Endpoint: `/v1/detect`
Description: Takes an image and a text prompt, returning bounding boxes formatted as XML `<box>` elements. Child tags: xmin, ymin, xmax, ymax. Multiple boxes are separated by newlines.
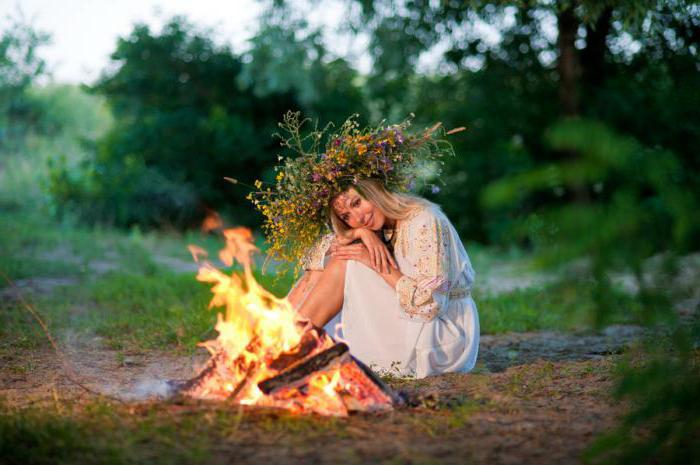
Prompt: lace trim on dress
<box><xmin>300</xmin><ymin>233</ymin><xmax>335</xmax><ymax>271</ymax></box>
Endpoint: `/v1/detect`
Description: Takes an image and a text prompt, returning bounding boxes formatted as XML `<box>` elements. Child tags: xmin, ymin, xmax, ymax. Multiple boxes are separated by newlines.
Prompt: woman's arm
<box><xmin>336</xmin><ymin>227</ymin><xmax>397</xmax><ymax>273</ymax></box>
<box><xmin>330</xmin><ymin>243</ymin><xmax>404</xmax><ymax>287</ymax></box>
<box><xmin>393</xmin><ymin>210</ymin><xmax>451</xmax><ymax>322</ymax></box>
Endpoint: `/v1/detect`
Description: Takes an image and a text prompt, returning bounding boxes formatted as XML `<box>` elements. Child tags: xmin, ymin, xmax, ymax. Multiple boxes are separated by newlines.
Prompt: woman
<box><xmin>251</xmin><ymin>112</ymin><xmax>478</xmax><ymax>378</ymax></box>
<box><xmin>286</xmin><ymin>178</ymin><xmax>479</xmax><ymax>378</ymax></box>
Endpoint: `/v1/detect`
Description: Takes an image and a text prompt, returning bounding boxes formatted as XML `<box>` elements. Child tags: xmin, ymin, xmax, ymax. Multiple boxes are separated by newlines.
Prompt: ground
<box><xmin>1</xmin><ymin>332</ymin><xmax>626</xmax><ymax>465</ymax></box>
<box><xmin>1</xmin><ymin>282</ymin><xmax>642</xmax><ymax>465</ymax></box>
<box><xmin>2</xmin><ymin>212</ymin><xmax>696</xmax><ymax>465</ymax></box>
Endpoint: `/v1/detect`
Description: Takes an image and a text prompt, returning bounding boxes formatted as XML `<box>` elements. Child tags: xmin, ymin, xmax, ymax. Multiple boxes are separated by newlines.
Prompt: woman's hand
<box><xmin>332</xmin><ymin>230</ymin><xmax>397</xmax><ymax>274</ymax></box>
<box><xmin>331</xmin><ymin>243</ymin><xmax>376</xmax><ymax>272</ymax></box>
<box><xmin>355</xmin><ymin>228</ymin><xmax>398</xmax><ymax>274</ymax></box>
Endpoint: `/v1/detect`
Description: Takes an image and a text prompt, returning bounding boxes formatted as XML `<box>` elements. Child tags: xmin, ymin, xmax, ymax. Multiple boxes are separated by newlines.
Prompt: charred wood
<box><xmin>258</xmin><ymin>343</ymin><xmax>349</xmax><ymax>394</ymax></box>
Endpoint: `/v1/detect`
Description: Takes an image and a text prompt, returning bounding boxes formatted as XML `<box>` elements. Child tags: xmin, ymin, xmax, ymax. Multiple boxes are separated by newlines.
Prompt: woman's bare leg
<box><xmin>295</xmin><ymin>257</ymin><xmax>347</xmax><ymax>328</ymax></box>
<box><xmin>287</xmin><ymin>270</ymin><xmax>322</xmax><ymax>310</ymax></box>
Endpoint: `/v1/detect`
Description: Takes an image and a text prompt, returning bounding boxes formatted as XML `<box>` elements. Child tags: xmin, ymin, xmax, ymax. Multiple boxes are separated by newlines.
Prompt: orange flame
<box><xmin>185</xmin><ymin>213</ymin><xmax>395</xmax><ymax>416</ymax></box>
<box><xmin>201</xmin><ymin>209</ymin><xmax>223</xmax><ymax>233</ymax></box>
<box><xmin>186</xmin><ymin>226</ymin><xmax>348</xmax><ymax>413</ymax></box>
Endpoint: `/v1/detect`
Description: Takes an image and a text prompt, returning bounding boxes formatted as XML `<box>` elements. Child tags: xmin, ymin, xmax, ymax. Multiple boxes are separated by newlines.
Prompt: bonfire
<box><xmin>168</xmin><ymin>225</ymin><xmax>401</xmax><ymax>416</ymax></box>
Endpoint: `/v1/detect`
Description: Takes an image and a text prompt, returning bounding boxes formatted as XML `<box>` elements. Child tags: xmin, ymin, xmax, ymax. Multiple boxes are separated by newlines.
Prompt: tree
<box><xmin>50</xmin><ymin>17</ymin><xmax>298</xmax><ymax>228</ymax></box>
<box><xmin>50</xmin><ymin>13</ymin><xmax>369</xmax><ymax>229</ymax></box>
<box><xmin>0</xmin><ymin>9</ymin><xmax>50</xmax><ymax>147</ymax></box>
<box><xmin>241</xmin><ymin>3</ymin><xmax>368</xmax><ymax>125</ymax></box>
<box><xmin>340</xmin><ymin>0</ymin><xmax>699</xmax><ymax>242</ymax></box>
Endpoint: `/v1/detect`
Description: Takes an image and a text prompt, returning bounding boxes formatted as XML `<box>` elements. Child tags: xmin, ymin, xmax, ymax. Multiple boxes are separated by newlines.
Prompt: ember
<box><xmin>170</xmin><ymin>226</ymin><xmax>400</xmax><ymax>416</ymax></box>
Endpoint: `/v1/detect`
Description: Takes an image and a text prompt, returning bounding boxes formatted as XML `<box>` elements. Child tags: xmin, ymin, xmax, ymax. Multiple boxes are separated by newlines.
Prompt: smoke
<box><xmin>129</xmin><ymin>378</ymin><xmax>177</xmax><ymax>400</ymax></box>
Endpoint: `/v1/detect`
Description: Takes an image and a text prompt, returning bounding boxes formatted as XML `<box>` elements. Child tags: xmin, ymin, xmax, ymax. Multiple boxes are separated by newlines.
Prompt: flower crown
<box><xmin>247</xmin><ymin>111</ymin><xmax>459</xmax><ymax>275</ymax></box>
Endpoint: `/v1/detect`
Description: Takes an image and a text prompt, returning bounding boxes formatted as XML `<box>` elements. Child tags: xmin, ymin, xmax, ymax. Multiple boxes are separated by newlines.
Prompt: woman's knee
<box><xmin>325</xmin><ymin>256</ymin><xmax>348</xmax><ymax>275</ymax></box>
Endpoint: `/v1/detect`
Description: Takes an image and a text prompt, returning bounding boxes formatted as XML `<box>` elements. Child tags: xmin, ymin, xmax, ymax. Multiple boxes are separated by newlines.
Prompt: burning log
<box><xmin>167</xmin><ymin>351</ymin><xmax>227</xmax><ymax>395</ymax></box>
<box><xmin>267</xmin><ymin>327</ymin><xmax>326</xmax><ymax>372</ymax></box>
<box><xmin>348</xmin><ymin>356</ymin><xmax>405</xmax><ymax>407</ymax></box>
<box><xmin>258</xmin><ymin>343</ymin><xmax>403</xmax><ymax>413</ymax></box>
<box><xmin>172</xmin><ymin>224</ymin><xmax>401</xmax><ymax>415</ymax></box>
<box><xmin>258</xmin><ymin>343</ymin><xmax>350</xmax><ymax>395</ymax></box>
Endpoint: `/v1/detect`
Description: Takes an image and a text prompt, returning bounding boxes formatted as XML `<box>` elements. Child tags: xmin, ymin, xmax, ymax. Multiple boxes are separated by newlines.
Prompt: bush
<box><xmin>48</xmin><ymin>154</ymin><xmax>201</xmax><ymax>229</ymax></box>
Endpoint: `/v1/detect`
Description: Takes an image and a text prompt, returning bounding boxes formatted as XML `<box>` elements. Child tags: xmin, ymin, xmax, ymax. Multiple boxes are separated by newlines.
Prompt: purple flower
<box><xmin>431</xmin><ymin>185</ymin><xmax>441</xmax><ymax>194</ymax></box>
<box><xmin>407</xmin><ymin>179</ymin><xmax>416</xmax><ymax>190</ymax></box>
<box><xmin>312</xmin><ymin>173</ymin><xmax>322</xmax><ymax>182</ymax></box>
<box><xmin>334</xmin><ymin>139</ymin><xmax>341</xmax><ymax>146</ymax></box>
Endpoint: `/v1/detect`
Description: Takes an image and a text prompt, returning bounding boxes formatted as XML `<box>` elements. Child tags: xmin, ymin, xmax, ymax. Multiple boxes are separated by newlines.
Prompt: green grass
<box><xmin>476</xmin><ymin>280</ymin><xmax>639</xmax><ymax>334</ymax></box>
<box><xmin>0</xmin><ymin>121</ymin><xmax>631</xmax><ymax>351</ymax></box>
<box><xmin>0</xmin><ymin>400</ymin><xmax>210</xmax><ymax>465</ymax></box>
<box><xmin>1</xmin><ymin>206</ymin><xmax>637</xmax><ymax>353</ymax></box>
<box><xmin>0</xmin><ymin>394</ymin><xmax>488</xmax><ymax>465</ymax></box>
<box><xmin>0</xmin><ymin>208</ymin><xmax>299</xmax><ymax>351</ymax></box>
<box><xmin>0</xmin><ymin>210</ymin><xmax>159</xmax><ymax>281</ymax></box>
<box><xmin>1</xmin><ymin>263</ymin><xmax>296</xmax><ymax>353</ymax></box>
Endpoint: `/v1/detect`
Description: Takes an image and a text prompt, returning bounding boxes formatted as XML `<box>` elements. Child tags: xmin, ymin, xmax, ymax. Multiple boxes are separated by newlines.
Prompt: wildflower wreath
<box><xmin>247</xmin><ymin>111</ymin><xmax>461</xmax><ymax>275</ymax></box>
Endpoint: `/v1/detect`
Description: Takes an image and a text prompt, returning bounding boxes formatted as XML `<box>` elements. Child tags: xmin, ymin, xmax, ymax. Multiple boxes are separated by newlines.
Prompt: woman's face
<box><xmin>331</xmin><ymin>187</ymin><xmax>386</xmax><ymax>231</ymax></box>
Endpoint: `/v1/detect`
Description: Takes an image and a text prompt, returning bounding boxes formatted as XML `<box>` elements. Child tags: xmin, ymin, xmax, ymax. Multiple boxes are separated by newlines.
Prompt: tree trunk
<box><xmin>556</xmin><ymin>2</ymin><xmax>590</xmax><ymax>201</ymax></box>
<box><xmin>557</xmin><ymin>4</ymin><xmax>580</xmax><ymax>116</ymax></box>
<box><xmin>580</xmin><ymin>7</ymin><xmax>613</xmax><ymax>88</ymax></box>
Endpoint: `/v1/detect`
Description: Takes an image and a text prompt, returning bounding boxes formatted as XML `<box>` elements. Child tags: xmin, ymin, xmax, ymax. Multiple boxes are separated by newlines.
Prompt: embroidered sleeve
<box><xmin>300</xmin><ymin>233</ymin><xmax>335</xmax><ymax>271</ymax></box>
<box><xmin>395</xmin><ymin>211</ymin><xmax>450</xmax><ymax>322</ymax></box>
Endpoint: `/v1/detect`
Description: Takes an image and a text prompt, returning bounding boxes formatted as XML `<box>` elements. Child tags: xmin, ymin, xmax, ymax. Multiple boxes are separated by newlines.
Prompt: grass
<box><xmin>0</xmin><ymin>122</ymin><xmax>633</xmax><ymax>352</ymax></box>
<box><xmin>0</xmin><ymin>397</ymin><xmax>482</xmax><ymax>465</ymax></box>
<box><xmin>0</xmin><ymin>399</ymin><xmax>210</xmax><ymax>465</ymax></box>
<box><xmin>475</xmin><ymin>279</ymin><xmax>639</xmax><ymax>334</ymax></box>
<box><xmin>0</xmin><ymin>205</ymin><xmax>636</xmax><ymax>352</ymax></box>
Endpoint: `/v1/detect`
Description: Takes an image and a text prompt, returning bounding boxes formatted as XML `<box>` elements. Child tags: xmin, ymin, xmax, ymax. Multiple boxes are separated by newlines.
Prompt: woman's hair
<box><xmin>327</xmin><ymin>178</ymin><xmax>429</xmax><ymax>235</ymax></box>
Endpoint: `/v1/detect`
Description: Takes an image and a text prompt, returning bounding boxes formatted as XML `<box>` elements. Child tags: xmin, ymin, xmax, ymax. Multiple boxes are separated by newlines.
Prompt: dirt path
<box><xmin>0</xmin><ymin>251</ymin><xmax>648</xmax><ymax>464</ymax></box>
<box><xmin>0</xmin><ymin>335</ymin><xmax>621</xmax><ymax>465</ymax></box>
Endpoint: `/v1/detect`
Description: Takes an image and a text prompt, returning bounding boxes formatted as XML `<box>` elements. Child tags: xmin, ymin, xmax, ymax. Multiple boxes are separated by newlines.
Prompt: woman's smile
<box><xmin>332</xmin><ymin>187</ymin><xmax>387</xmax><ymax>231</ymax></box>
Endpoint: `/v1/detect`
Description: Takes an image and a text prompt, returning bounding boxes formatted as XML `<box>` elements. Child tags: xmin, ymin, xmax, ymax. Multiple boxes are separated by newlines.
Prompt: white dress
<box><xmin>298</xmin><ymin>202</ymin><xmax>479</xmax><ymax>378</ymax></box>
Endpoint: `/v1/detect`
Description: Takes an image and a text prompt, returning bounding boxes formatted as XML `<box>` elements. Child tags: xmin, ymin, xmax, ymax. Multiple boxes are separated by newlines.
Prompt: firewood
<box><xmin>258</xmin><ymin>343</ymin><xmax>349</xmax><ymax>394</ymax></box>
<box><xmin>268</xmin><ymin>328</ymin><xmax>324</xmax><ymax>371</ymax></box>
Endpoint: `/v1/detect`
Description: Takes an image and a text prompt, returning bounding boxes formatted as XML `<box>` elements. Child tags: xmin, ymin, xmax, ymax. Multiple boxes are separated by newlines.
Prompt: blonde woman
<box><xmin>252</xmin><ymin>113</ymin><xmax>479</xmax><ymax>378</ymax></box>
<box><xmin>287</xmin><ymin>178</ymin><xmax>479</xmax><ymax>378</ymax></box>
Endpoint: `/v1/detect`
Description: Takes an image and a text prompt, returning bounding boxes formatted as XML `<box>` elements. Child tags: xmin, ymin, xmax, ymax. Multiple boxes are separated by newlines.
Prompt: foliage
<box><xmin>240</xmin><ymin>7</ymin><xmax>367</xmax><ymax>124</ymax></box>
<box><xmin>343</xmin><ymin>0</ymin><xmax>700</xmax><ymax>243</ymax></box>
<box><xmin>47</xmin><ymin>14</ymin><xmax>370</xmax><ymax>230</ymax></box>
<box><xmin>0</xmin><ymin>80</ymin><xmax>111</xmax><ymax>210</ymax></box>
<box><xmin>585</xmin><ymin>328</ymin><xmax>700</xmax><ymax>465</ymax></box>
<box><xmin>0</xmin><ymin>10</ymin><xmax>50</xmax><ymax>147</ymax></box>
<box><xmin>45</xmin><ymin>17</ymin><xmax>289</xmax><ymax>228</ymax></box>
<box><xmin>483</xmin><ymin>118</ymin><xmax>700</xmax><ymax>464</ymax></box>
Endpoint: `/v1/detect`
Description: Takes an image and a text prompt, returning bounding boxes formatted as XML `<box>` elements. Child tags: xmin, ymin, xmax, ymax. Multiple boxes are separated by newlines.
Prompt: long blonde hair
<box><xmin>327</xmin><ymin>178</ymin><xmax>429</xmax><ymax>235</ymax></box>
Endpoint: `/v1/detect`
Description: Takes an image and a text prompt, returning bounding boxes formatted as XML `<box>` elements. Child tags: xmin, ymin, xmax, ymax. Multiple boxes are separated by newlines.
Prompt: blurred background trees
<box><xmin>0</xmin><ymin>9</ymin><xmax>49</xmax><ymax>148</ymax></box>
<box><xmin>46</xmin><ymin>10</ymin><xmax>368</xmax><ymax>228</ymax></box>
<box><xmin>1</xmin><ymin>0</ymin><xmax>699</xmax><ymax>462</ymax></box>
<box><xmin>351</xmin><ymin>0</ymin><xmax>700</xmax><ymax>243</ymax></box>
